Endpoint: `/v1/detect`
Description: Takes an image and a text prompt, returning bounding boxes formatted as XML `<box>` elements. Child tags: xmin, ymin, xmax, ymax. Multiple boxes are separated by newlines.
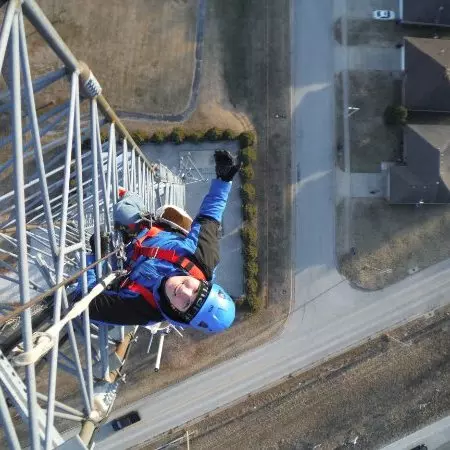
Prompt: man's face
<box><xmin>164</xmin><ymin>275</ymin><xmax>201</xmax><ymax>312</ymax></box>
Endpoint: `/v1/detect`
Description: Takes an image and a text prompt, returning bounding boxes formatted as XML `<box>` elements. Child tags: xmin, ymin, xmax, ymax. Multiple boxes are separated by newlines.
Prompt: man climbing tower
<box><xmin>83</xmin><ymin>150</ymin><xmax>241</xmax><ymax>334</ymax></box>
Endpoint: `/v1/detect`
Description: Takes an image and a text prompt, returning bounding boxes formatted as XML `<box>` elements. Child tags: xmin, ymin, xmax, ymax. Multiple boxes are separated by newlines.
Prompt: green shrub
<box><xmin>243</xmin><ymin>204</ymin><xmax>257</xmax><ymax>222</ymax></box>
<box><xmin>186</xmin><ymin>130</ymin><xmax>205</xmax><ymax>143</ymax></box>
<box><xmin>240</xmin><ymin>165</ymin><xmax>254</xmax><ymax>182</ymax></box>
<box><xmin>170</xmin><ymin>127</ymin><xmax>186</xmax><ymax>144</ymax></box>
<box><xmin>222</xmin><ymin>129</ymin><xmax>236</xmax><ymax>140</ymax></box>
<box><xmin>243</xmin><ymin>243</ymin><xmax>258</xmax><ymax>260</ymax></box>
<box><xmin>150</xmin><ymin>130</ymin><xmax>168</xmax><ymax>144</ymax></box>
<box><xmin>130</xmin><ymin>130</ymin><xmax>147</xmax><ymax>144</ymax></box>
<box><xmin>240</xmin><ymin>147</ymin><xmax>257</xmax><ymax>165</ymax></box>
<box><xmin>241</xmin><ymin>225</ymin><xmax>257</xmax><ymax>245</ymax></box>
<box><xmin>384</xmin><ymin>105</ymin><xmax>408</xmax><ymax>126</ymax></box>
<box><xmin>238</xmin><ymin>131</ymin><xmax>256</xmax><ymax>148</ymax></box>
<box><xmin>241</xmin><ymin>183</ymin><xmax>256</xmax><ymax>203</ymax></box>
<box><xmin>205</xmin><ymin>127</ymin><xmax>223</xmax><ymax>141</ymax></box>
<box><xmin>248</xmin><ymin>294</ymin><xmax>263</xmax><ymax>312</ymax></box>
<box><xmin>245</xmin><ymin>278</ymin><xmax>258</xmax><ymax>296</ymax></box>
<box><xmin>245</xmin><ymin>260</ymin><xmax>259</xmax><ymax>279</ymax></box>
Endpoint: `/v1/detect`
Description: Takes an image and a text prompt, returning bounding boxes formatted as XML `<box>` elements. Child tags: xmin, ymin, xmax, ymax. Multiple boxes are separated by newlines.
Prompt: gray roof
<box><xmin>404</xmin><ymin>37</ymin><xmax>450</xmax><ymax>112</ymax></box>
<box><xmin>402</xmin><ymin>0</ymin><xmax>450</xmax><ymax>26</ymax></box>
<box><xmin>388</xmin><ymin>123</ymin><xmax>450</xmax><ymax>204</ymax></box>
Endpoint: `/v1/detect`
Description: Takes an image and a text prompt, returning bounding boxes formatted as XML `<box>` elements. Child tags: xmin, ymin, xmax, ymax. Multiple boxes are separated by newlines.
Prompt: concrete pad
<box><xmin>336</xmin><ymin>168</ymin><xmax>386</xmax><ymax>199</ymax></box>
<box><xmin>350</xmin><ymin>172</ymin><xmax>386</xmax><ymax>197</ymax></box>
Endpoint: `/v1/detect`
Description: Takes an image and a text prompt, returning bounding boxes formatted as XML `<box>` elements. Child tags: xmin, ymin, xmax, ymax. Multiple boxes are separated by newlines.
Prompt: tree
<box><xmin>238</xmin><ymin>131</ymin><xmax>256</xmax><ymax>148</ymax></box>
<box><xmin>222</xmin><ymin>129</ymin><xmax>236</xmax><ymax>140</ymax></box>
<box><xmin>241</xmin><ymin>183</ymin><xmax>256</xmax><ymax>203</ymax></box>
<box><xmin>240</xmin><ymin>147</ymin><xmax>257</xmax><ymax>164</ymax></box>
<box><xmin>186</xmin><ymin>130</ymin><xmax>205</xmax><ymax>143</ymax></box>
<box><xmin>205</xmin><ymin>127</ymin><xmax>223</xmax><ymax>141</ymax></box>
<box><xmin>241</xmin><ymin>225</ymin><xmax>257</xmax><ymax>246</ymax></box>
<box><xmin>131</xmin><ymin>130</ymin><xmax>147</xmax><ymax>144</ymax></box>
<box><xmin>384</xmin><ymin>105</ymin><xmax>408</xmax><ymax>126</ymax></box>
<box><xmin>243</xmin><ymin>204</ymin><xmax>257</xmax><ymax>222</ymax></box>
<box><xmin>170</xmin><ymin>127</ymin><xmax>186</xmax><ymax>144</ymax></box>
<box><xmin>151</xmin><ymin>130</ymin><xmax>168</xmax><ymax>144</ymax></box>
<box><xmin>240</xmin><ymin>165</ymin><xmax>254</xmax><ymax>182</ymax></box>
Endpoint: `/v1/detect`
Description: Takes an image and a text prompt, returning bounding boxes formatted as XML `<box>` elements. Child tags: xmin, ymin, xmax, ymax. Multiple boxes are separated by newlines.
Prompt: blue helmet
<box><xmin>186</xmin><ymin>283</ymin><xmax>235</xmax><ymax>333</ymax></box>
<box><xmin>113</xmin><ymin>192</ymin><xmax>148</xmax><ymax>227</ymax></box>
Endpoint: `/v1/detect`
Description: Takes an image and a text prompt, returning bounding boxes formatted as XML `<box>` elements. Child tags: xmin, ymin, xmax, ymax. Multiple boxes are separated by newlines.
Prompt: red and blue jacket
<box><xmin>82</xmin><ymin>179</ymin><xmax>232</xmax><ymax>326</ymax></box>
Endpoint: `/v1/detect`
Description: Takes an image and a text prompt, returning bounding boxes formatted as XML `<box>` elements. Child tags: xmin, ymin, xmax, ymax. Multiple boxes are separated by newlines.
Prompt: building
<box><xmin>401</xmin><ymin>0</ymin><xmax>450</xmax><ymax>27</ymax></box>
<box><xmin>388</xmin><ymin>122</ymin><xmax>450</xmax><ymax>204</ymax></box>
<box><xmin>403</xmin><ymin>37</ymin><xmax>450</xmax><ymax>112</ymax></box>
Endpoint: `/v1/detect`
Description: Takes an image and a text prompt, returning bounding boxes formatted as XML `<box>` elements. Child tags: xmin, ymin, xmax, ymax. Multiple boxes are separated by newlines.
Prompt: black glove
<box><xmin>214</xmin><ymin>149</ymin><xmax>241</xmax><ymax>182</ymax></box>
<box><xmin>89</xmin><ymin>233</ymin><xmax>110</xmax><ymax>257</ymax></box>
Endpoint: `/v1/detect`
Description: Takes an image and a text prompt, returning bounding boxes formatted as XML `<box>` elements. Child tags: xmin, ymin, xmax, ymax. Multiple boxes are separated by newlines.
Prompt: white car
<box><xmin>373</xmin><ymin>10</ymin><xmax>395</xmax><ymax>20</ymax></box>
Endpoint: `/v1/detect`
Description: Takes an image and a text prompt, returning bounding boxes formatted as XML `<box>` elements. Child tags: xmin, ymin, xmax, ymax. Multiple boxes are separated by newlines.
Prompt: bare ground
<box><xmin>338</xmin><ymin>199</ymin><xmax>450</xmax><ymax>290</ymax></box>
<box><xmin>145</xmin><ymin>304</ymin><xmax>450</xmax><ymax>450</ymax></box>
<box><xmin>25</xmin><ymin>0</ymin><xmax>198</xmax><ymax>114</ymax></box>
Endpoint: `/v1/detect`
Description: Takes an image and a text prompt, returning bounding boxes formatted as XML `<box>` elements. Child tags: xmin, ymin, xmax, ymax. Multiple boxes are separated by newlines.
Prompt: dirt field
<box><xmin>28</xmin><ymin>0</ymin><xmax>197</xmax><ymax>114</ymax></box>
<box><xmin>146</xmin><ymin>304</ymin><xmax>450</xmax><ymax>450</ymax></box>
<box><xmin>338</xmin><ymin>199</ymin><xmax>450</xmax><ymax>290</ymax></box>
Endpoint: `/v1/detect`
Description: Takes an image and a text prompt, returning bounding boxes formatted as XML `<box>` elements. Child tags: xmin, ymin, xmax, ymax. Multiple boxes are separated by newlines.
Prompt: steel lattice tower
<box><xmin>0</xmin><ymin>1</ymin><xmax>186</xmax><ymax>448</ymax></box>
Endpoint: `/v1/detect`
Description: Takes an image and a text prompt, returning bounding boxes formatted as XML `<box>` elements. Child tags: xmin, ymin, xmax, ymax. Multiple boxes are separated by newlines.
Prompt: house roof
<box><xmin>388</xmin><ymin>165</ymin><xmax>439</xmax><ymax>204</ymax></box>
<box><xmin>402</xmin><ymin>0</ymin><xmax>450</xmax><ymax>26</ymax></box>
<box><xmin>389</xmin><ymin>123</ymin><xmax>450</xmax><ymax>204</ymax></box>
<box><xmin>404</xmin><ymin>37</ymin><xmax>450</xmax><ymax>112</ymax></box>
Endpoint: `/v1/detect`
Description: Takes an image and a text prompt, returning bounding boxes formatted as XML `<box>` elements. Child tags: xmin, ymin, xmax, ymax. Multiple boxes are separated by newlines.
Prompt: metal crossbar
<box><xmin>0</xmin><ymin>1</ymin><xmax>186</xmax><ymax>448</ymax></box>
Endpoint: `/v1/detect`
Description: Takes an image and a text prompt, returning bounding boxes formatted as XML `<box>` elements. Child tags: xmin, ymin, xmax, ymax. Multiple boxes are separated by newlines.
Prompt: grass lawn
<box><xmin>26</xmin><ymin>0</ymin><xmax>197</xmax><ymax>114</ymax></box>
<box><xmin>338</xmin><ymin>199</ymin><xmax>450</xmax><ymax>289</ymax></box>
<box><xmin>348</xmin><ymin>70</ymin><xmax>402</xmax><ymax>172</ymax></box>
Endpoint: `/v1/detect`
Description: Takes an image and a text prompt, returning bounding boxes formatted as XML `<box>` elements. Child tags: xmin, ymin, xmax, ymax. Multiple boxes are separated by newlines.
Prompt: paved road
<box><xmin>382</xmin><ymin>416</ymin><xmax>450</xmax><ymax>450</ymax></box>
<box><xmin>97</xmin><ymin>1</ymin><xmax>450</xmax><ymax>447</ymax></box>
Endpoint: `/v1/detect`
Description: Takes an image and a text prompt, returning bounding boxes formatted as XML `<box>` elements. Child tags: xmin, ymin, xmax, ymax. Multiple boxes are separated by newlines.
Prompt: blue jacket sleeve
<box><xmin>196</xmin><ymin>179</ymin><xmax>232</xmax><ymax>223</ymax></box>
<box><xmin>75</xmin><ymin>254</ymin><xmax>98</xmax><ymax>294</ymax></box>
<box><xmin>182</xmin><ymin>179</ymin><xmax>232</xmax><ymax>280</ymax></box>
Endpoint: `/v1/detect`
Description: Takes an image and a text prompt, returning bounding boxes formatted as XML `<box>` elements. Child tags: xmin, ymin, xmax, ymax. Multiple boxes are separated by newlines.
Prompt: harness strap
<box><xmin>131</xmin><ymin>225</ymin><xmax>165</xmax><ymax>260</ymax></box>
<box><xmin>131</xmin><ymin>226</ymin><xmax>206</xmax><ymax>281</ymax></box>
<box><xmin>124</xmin><ymin>280</ymin><xmax>158</xmax><ymax>310</ymax></box>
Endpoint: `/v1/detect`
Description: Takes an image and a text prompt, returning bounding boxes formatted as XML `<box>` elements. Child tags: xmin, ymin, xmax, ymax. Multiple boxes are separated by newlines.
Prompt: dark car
<box><xmin>111</xmin><ymin>411</ymin><xmax>141</xmax><ymax>431</ymax></box>
<box><xmin>410</xmin><ymin>445</ymin><xmax>427</xmax><ymax>450</ymax></box>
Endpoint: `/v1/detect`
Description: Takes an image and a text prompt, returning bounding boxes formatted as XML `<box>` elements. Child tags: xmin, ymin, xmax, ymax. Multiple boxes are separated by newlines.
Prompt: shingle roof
<box><xmin>388</xmin><ymin>123</ymin><xmax>450</xmax><ymax>204</ymax></box>
<box><xmin>402</xmin><ymin>0</ymin><xmax>450</xmax><ymax>26</ymax></box>
<box><xmin>404</xmin><ymin>37</ymin><xmax>450</xmax><ymax>112</ymax></box>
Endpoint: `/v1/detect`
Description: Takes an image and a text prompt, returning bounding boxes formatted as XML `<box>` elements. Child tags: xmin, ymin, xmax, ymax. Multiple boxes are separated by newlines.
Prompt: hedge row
<box><xmin>100</xmin><ymin>125</ymin><xmax>261</xmax><ymax>311</ymax></box>
<box><xmin>123</xmin><ymin>128</ymin><xmax>256</xmax><ymax>147</ymax></box>
<box><xmin>238</xmin><ymin>138</ymin><xmax>261</xmax><ymax>312</ymax></box>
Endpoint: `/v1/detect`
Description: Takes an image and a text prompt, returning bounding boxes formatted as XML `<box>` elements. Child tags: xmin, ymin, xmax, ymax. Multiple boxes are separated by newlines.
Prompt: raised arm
<box><xmin>184</xmin><ymin>150</ymin><xmax>240</xmax><ymax>279</ymax></box>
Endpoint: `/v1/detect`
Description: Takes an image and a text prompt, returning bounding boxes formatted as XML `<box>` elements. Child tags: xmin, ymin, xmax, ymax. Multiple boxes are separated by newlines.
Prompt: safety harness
<box><xmin>122</xmin><ymin>225</ymin><xmax>206</xmax><ymax>310</ymax></box>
